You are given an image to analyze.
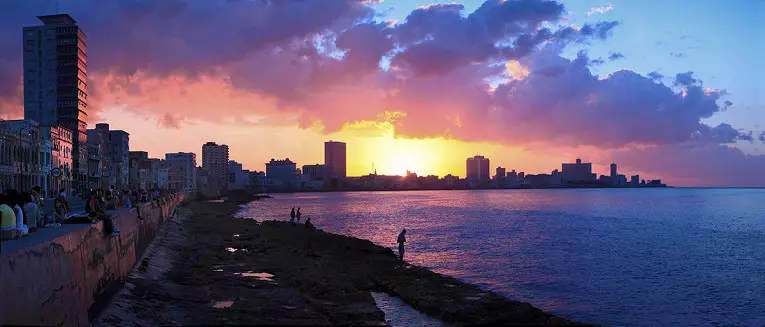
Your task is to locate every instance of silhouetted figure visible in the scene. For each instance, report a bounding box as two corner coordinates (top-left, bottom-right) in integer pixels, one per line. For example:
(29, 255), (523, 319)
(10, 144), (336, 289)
(290, 207), (296, 225)
(296, 207), (302, 223)
(305, 217), (313, 229)
(397, 229), (407, 261)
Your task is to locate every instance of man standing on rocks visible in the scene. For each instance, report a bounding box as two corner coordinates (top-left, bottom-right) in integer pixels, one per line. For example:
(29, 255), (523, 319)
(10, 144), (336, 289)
(397, 229), (407, 261)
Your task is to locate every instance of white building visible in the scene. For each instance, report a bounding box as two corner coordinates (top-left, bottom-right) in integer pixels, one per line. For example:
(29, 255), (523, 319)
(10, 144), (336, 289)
(166, 152), (197, 191)
(23, 14), (89, 193)
(266, 158), (298, 189)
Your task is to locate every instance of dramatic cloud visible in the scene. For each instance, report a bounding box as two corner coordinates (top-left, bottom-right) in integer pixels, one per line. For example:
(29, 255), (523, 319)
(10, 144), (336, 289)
(586, 4), (614, 16)
(608, 52), (625, 61)
(0, 0), (760, 186)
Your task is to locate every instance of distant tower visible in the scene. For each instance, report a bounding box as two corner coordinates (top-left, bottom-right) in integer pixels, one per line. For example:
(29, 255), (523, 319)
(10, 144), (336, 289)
(466, 155), (490, 182)
(324, 141), (347, 179)
(610, 163), (617, 184)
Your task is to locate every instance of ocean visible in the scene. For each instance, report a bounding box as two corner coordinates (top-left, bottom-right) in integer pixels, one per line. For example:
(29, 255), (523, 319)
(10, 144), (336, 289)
(237, 188), (765, 326)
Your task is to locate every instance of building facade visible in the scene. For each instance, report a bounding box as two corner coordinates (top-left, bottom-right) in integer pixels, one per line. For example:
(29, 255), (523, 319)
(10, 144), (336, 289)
(0, 120), (44, 192)
(266, 158), (298, 188)
(202, 142), (229, 189)
(324, 141), (346, 179)
(166, 152), (197, 191)
(301, 164), (325, 181)
(466, 155), (490, 182)
(23, 14), (89, 193)
(108, 130), (129, 189)
(561, 158), (594, 184)
(44, 124), (73, 195)
(128, 151), (153, 190)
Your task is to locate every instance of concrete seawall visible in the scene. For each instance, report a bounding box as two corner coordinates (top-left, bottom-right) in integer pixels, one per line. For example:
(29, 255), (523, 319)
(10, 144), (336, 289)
(0, 193), (195, 326)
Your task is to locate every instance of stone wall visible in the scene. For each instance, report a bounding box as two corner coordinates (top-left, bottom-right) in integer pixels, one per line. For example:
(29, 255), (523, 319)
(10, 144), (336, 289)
(0, 193), (195, 326)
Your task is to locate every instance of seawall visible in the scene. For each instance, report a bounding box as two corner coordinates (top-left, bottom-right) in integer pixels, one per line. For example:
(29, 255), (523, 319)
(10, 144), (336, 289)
(0, 193), (194, 326)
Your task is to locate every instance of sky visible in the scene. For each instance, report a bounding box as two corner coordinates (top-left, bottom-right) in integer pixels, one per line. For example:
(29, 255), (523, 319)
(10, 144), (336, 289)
(0, 0), (763, 186)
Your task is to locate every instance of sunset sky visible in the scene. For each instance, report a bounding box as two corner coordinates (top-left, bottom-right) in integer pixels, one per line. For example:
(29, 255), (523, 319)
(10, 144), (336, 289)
(1, 0), (763, 186)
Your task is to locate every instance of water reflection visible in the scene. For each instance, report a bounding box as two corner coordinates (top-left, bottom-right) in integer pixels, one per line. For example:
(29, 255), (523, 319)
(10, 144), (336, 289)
(212, 300), (234, 309)
(238, 189), (765, 326)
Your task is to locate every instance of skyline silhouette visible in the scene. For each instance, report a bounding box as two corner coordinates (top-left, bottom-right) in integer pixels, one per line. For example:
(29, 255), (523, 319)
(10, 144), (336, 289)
(0, 0), (762, 187)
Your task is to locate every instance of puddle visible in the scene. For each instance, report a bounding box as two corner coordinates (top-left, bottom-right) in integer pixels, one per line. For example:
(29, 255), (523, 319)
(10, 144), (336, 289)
(371, 292), (452, 327)
(225, 247), (248, 253)
(212, 300), (234, 309)
(212, 268), (223, 272)
(234, 271), (275, 282)
(233, 234), (240, 238)
(206, 199), (225, 203)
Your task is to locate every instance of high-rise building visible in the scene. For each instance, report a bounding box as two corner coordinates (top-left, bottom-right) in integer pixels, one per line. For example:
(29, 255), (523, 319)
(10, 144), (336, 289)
(228, 160), (249, 190)
(202, 142), (229, 188)
(324, 141), (346, 179)
(166, 152), (197, 191)
(24, 14), (89, 192)
(610, 163), (617, 185)
(466, 155), (490, 181)
(631, 175), (640, 186)
(562, 158), (594, 184)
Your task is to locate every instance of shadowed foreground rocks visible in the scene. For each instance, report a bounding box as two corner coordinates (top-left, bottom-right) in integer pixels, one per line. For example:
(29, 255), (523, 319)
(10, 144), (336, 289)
(98, 198), (592, 326)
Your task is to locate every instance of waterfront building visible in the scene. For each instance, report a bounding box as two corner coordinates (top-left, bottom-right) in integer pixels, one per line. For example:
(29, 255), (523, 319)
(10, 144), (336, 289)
(302, 164), (325, 181)
(128, 151), (154, 190)
(495, 167), (506, 181)
(266, 158), (299, 189)
(0, 120), (45, 192)
(324, 141), (346, 179)
(202, 142), (229, 190)
(43, 124), (73, 195)
(466, 155), (490, 182)
(610, 163), (618, 185)
(24, 14), (89, 193)
(562, 158), (594, 184)
(631, 175), (640, 186)
(228, 160), (249, 190)
(109, 130), (129, 189)
(166, 152), (197, 191)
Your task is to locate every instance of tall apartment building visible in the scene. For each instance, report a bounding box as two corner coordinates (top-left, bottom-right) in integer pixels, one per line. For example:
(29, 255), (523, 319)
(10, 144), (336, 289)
(166, 152), (197, 191)
(23, 14), (89, 193)
(466, 155), (490, 182)
(202, 142), (229, 189)
(324, 141), (346, 179)
(561, 158), (594, 184)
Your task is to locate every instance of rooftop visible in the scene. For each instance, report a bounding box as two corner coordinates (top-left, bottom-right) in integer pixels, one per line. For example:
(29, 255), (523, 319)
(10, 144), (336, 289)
(37, 14), (77, 26)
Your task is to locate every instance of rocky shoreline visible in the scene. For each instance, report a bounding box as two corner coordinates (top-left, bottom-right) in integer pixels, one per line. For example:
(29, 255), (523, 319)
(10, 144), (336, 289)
(96, 197), (590, 326)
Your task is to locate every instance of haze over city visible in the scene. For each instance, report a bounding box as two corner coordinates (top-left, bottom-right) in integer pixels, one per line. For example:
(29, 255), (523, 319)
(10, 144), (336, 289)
(0, 0), (763, 186)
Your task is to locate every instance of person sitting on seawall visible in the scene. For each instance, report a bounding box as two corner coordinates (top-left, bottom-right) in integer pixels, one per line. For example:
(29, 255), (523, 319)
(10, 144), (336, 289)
(122, 190), (132, 209)
(58, 188), (70, 216)
(105, 190), (118, 211)
(48, 197), (65, 227)
(305, 217), (314, 229)
(87, 189), (120, 237)
(7, 190), (29, 237)
(31, 186), (44, 214)
(21, 192), (41, 233)
(0, 194), (19, 240)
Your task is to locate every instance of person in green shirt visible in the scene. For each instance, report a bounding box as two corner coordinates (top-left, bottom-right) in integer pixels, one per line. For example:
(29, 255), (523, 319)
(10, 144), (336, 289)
(1, 194), (19, 240)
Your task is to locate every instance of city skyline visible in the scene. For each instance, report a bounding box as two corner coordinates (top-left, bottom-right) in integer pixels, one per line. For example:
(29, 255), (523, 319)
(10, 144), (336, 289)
(0, 1), (763, 187)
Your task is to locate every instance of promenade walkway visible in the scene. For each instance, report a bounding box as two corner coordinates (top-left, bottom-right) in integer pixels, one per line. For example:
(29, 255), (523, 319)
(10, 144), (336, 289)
(1, 199), (150, 256)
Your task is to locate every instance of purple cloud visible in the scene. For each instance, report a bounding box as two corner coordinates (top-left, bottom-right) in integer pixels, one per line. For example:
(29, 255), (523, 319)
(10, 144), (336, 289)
(608, 52), (625, 61)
